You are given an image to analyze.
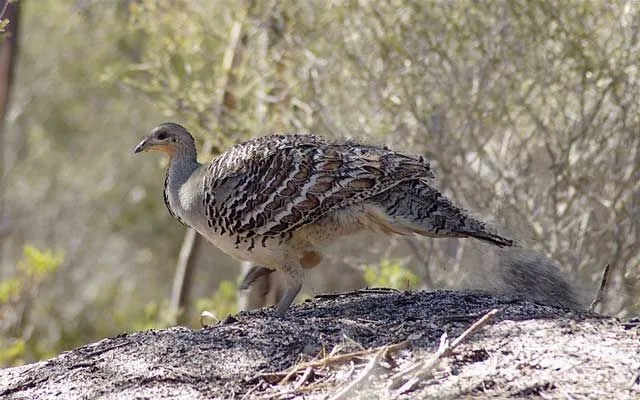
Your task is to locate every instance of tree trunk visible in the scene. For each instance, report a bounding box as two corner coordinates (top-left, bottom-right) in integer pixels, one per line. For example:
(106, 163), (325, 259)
(0, 0), (20, 242)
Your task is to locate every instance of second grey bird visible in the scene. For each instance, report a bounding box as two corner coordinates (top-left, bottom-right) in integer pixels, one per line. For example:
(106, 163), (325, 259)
(134, 123), (515, 316)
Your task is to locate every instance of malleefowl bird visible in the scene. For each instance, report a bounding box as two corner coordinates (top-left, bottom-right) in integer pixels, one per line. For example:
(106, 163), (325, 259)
(134, 123), (514, 316)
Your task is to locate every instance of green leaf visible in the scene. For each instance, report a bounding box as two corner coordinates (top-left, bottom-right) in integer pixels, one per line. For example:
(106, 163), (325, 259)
(363, 259), (420, 290)
(17, 246), (63, 279)
(0, 277), (22, 304)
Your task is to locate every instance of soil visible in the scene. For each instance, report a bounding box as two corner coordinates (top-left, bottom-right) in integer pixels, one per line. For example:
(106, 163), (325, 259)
(1, 289), (638, 399)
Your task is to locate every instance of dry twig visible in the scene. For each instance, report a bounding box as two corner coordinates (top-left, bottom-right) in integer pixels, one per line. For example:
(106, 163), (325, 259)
(589, 263), (611, 312)
(259, 340), (410, 385)
(292, 367), (313, 390)
(392, 333), (449, 395)
(328, 348), (385, 400)
(389, 308), (499, 394)
(314, 288), (399, 299)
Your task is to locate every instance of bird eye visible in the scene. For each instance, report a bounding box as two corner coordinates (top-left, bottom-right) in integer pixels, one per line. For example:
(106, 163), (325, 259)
(157, 132), (168, 140)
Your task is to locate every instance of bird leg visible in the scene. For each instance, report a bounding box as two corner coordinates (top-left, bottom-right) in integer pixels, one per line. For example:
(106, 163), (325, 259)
(275, 282), (302, 317)
(239, 264), (275, 290)
(274, 264), (303, 317)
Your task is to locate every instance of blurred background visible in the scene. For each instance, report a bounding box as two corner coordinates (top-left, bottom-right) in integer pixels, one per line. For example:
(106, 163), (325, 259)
(1, 0), (638, 366)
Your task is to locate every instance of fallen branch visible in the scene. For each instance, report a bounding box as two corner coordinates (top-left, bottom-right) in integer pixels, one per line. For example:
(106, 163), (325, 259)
(329, 348), (385, 400)
(314, 288), (399, 299)
(258, 340), (410, 385)
(293, 367), (313, 391)
(449, 308), (498, 350)
(392, 332), (449, 395)
(388, 308), (499, 394)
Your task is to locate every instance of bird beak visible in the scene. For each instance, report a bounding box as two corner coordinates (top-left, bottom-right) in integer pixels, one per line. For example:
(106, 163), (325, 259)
(133, 138), (148, 154)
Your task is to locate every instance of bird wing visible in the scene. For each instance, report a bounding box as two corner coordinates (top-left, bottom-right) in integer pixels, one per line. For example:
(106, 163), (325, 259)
(203, 134), (435, 240)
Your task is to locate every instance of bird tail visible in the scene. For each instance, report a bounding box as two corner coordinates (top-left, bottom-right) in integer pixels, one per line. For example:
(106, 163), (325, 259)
(367, 180), (515, 247)
(454, 215), (514, 247)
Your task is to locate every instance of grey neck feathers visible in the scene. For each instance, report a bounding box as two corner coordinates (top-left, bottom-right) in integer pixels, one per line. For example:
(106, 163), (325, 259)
(165, 143), (201, 209)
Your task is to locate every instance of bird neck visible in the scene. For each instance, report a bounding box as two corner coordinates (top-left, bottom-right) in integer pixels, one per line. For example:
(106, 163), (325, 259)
(166, 145), (200, 190)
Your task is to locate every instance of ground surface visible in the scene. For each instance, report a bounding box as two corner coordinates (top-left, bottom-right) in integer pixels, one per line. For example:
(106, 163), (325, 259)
(1, 289), (638, 399)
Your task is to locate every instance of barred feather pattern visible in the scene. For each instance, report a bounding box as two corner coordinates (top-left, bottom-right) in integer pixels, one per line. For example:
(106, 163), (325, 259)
(368, 180), (514, 247)
(202, 134), (435, 246)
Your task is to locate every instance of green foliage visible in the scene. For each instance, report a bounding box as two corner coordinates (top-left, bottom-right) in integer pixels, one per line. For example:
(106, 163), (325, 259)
(17, 246), (63, 280)
(101, 0), (244, 150)
(363, 259), (420, 291)
(0, 339), (25, 367)
(0, 277), (22, 303)
(124, 281), (239, 331)
(2, 246), (63, 296)
(0, 246), (61, 308)
(195, 280), (238, 321)
(131, 300), (173, 332)
(0, 246), (63, 367)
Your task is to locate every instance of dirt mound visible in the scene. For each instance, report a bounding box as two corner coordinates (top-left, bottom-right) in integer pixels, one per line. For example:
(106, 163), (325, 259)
(1, 290), (638, 399)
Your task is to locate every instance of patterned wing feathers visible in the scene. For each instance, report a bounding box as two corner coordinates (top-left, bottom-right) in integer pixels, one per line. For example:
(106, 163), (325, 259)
(203, 135), (433, 241)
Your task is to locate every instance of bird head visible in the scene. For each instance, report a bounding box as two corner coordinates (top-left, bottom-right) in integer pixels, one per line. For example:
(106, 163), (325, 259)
(134, 123), (196, 158)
